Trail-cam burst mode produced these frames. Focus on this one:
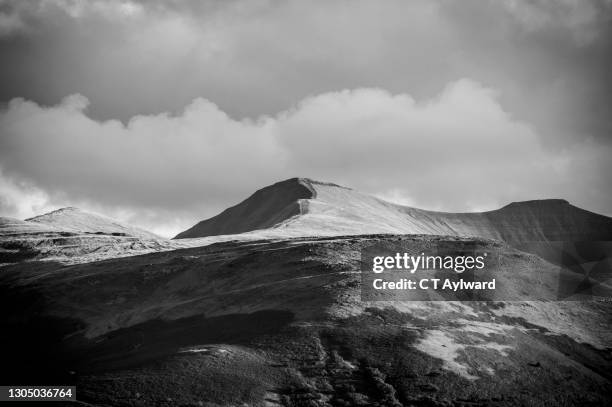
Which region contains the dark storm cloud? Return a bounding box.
[0,0,611,236]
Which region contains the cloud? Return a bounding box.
[1,79,610,236]
[499,0,612,45]
[44,0,145,19]
[0,3,27,36]
[1,0,610,152]
[0,169,51,219]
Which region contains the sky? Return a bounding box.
[0,0,611,237]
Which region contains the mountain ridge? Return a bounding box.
[1,207,180,265]
[2,180,611,405]
[175,178,612,243]
[174,178,314,238]
[26,206,161,240]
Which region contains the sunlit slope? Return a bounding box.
[0,216,66,235]
[175,178,316,238]
[1,208,181,265]
[27,207,161,240]
[291,182,612,241]
[175,178,612,243]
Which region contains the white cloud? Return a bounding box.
[0,170,53,219]
[2,0,609,151]
[0,79,610,237]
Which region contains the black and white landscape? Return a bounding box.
[1,178,611,406]
[1,1,612,406]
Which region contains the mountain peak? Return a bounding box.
[27,207,160,239]
[175,178,612,241]
[27,206,107,223]
[28,206,83,217]
[297,177,351,190]
[174,177,317,238]
[501,199,570,209]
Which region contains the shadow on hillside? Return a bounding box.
[81,309,295,373]
[0,278,294,383]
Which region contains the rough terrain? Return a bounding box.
[1,179,611,406]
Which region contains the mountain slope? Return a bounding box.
[2,181,611,405]
[175,178,612,243]
[0,216,66,235]
[1,208,181,265]
[27,207,161,240]
[175,178,318,238]
[1,235,610,405]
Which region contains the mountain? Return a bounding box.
[2,235,611,405]
[175,177,612,243]
[174,178,317,238]
[26,207,161,240]
[2,181,611,405]
[1,208,180,265]
[0,216,65,235]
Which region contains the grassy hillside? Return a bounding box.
[1,235,610,406]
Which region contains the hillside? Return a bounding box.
[1,208,181,265]
[174,178,318,238]
[2,181,611,405]
[0,216,67,235]
[27,207,161,240]
[175,178,612,243]
[1,235,610,406]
